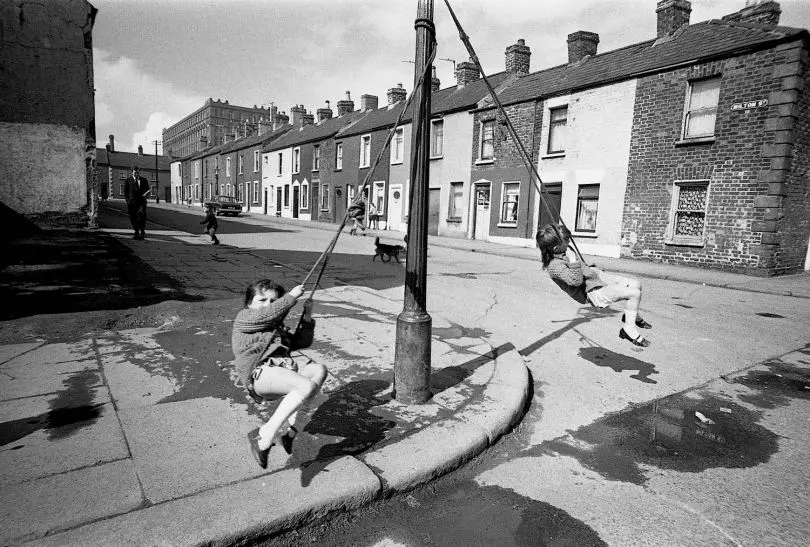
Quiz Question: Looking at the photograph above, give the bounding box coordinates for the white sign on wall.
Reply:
[731,99,768,111]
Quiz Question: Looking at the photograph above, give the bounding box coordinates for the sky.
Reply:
[90,0,810,153]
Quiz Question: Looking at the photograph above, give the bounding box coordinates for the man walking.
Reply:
[124,165,150,240]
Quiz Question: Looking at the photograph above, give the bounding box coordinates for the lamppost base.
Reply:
[394,310,432,404]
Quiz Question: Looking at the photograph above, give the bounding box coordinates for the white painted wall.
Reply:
[263,147,292,217]
[536,79,637,258]
[0,122,87,214]
[429,111,475,238]
[171,161,183,204]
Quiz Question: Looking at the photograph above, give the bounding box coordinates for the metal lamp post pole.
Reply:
[394,0,434,404]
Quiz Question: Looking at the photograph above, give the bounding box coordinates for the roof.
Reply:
[495,20,808,107]
[96,148,171,170]
[265,111,367,152]
[221,124,292,153]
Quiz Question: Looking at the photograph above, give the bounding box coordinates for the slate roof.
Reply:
[265,111,367,152]
[96,148,170,170]
[494,20,808,108]
[222,124,292,153]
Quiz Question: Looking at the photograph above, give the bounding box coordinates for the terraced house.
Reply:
[473,0,809,274]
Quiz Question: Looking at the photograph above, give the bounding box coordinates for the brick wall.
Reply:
[623,42,807,274]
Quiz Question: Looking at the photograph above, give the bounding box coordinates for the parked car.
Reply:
[204,195,243,216]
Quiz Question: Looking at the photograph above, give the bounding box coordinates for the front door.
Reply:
[473,184,491,240]
[334,185,345,224]
[428,188,440,236]
[263,189,268,215]
[292,186,300,218]
[387,184,403,232]
[276,187,282,216]
[537,183,562,232]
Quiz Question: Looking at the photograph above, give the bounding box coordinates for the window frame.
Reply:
[253,181,259,203]
[293,147,301,174]
[391,128,404,164]
[277,152,283,176]
[479,119,495,162]
[335,142,343,171]
[320,184,330,211]
[574,184,600,233]
[666,179,711,246]
[359,135,371,168]
[448,181,464,222]
[547,106,568,155]
[430,119,444,159]
[194,160,200,179]
[682,76,721,140]
[283,184,290,208]
[312,145,320,171]
[238,153,244,175]
[253,150,260,172]
[226,157,231,177]
[498,181,520,226]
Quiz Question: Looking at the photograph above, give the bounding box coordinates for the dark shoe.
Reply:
[212,240,220,245]
[622,314,652,329]
[619,328,650,347]
[247,429,271,469]
[280,425,297,455]
[132,234,140,240]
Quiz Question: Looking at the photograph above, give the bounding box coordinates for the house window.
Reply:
[431,120,444,158]
[683,77,720,139]
[313,145,320,171]
[320,184,330,210]
[226,158,231,177]
[668,181,709,245]
[253,181,259,203]
[392,128,404,163]
[480,120,495,161]
[194,160,200,179]
[293,147,300,173]
[119,184,124,195]
[220,184,224,196]
[575,185,600,233]
[301,182,309,209]
[372,181,385,214]
[226,183,231,196]
[336,142,343,170]
[360,135,371,168]
[277,153,283,175]
[238,154,244,174]
[119,169,126,179]
[448,182,463,221]
[547,106,567,154]
[253,150,260,172]
[500,182,520,225]
[284,184,290,207]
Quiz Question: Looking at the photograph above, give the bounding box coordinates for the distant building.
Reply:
[96,135,171,202]
[162,99,278,159]
[0,0,98,223]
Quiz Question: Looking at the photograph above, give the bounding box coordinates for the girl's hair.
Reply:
[535,224,570,269]
[243,279,286,307]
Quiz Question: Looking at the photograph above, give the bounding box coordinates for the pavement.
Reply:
[0,202,808,546]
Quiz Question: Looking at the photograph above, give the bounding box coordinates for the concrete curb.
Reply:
[23,340,530,547]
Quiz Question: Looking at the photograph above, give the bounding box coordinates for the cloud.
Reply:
[93,48,203,152]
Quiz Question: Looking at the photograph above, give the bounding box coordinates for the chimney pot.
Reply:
[337,91,355,116]
[721,0,781,26]
[317,100,334,122]
[656,0,691,39]
[108,135,115,152]
[431,66,441,92]
[138,145,143,156]
[505,39,531,75]
[567,31,600,64]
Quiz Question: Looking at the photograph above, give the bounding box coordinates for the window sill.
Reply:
[312,169,319,173]
[320,208,330,212]
[359,165,370,169]
[541,152,565,159]
[475,159,495,165]
[430,155,443,161]
[446,217,462,224]
[675,136,715,147]
[664,239,705,247]
[497,222,518,228]
[573,231,598,238]
[391,160,403,165]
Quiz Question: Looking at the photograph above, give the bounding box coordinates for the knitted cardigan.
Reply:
[230,294,314,388]
[546,255,606,304]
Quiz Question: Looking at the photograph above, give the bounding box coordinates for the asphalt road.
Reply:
[106,201,810,546]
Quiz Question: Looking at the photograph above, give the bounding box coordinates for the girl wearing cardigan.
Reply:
[536,224,652,347]
[232,280,327,469]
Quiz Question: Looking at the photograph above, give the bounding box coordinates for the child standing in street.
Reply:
[536,224,652,347]
[231,280,328,469]
[201,204,220,245]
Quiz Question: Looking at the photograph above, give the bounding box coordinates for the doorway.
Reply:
[472,184,491,240]
[263,189,268,215]
[428,188,440,236]
[292,186,300,219]
[387,184,403,232]
[537,183,562,232]
[276,187,282,216]
[334,186,345,224]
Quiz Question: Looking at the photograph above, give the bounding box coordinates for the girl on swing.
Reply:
[232,280,328,468]
[536,224,652,347]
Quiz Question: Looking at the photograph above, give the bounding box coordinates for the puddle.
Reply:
[755,312,784,318]
[579,347,659,384]
[733,360,810,409]
[535,393,779,485]
[432,322,490,340]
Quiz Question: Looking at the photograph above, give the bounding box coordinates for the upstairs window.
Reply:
[253,150,260,172]
[360,135,371,168]
[336,143,344,170]
[431,120,444,158]
[194,160,200,179]
[293,147,301,173]
[391,128,404,164]
[238,153,244,174]
[313,145,320,171]
[547,106,567,154]
[226,157,231,177]
[683,77,720,139]
[277,153,283,175]
[480,120,495,161]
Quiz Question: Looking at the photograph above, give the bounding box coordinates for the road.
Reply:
[106,201,810,546]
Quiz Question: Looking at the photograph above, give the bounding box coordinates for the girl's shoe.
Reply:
[280,425,298,455]
[619,328,650,347]
[247,429,271,469]
[622,314,652,329]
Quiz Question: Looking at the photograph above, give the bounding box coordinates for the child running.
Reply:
[231,280,328,468]
[536,224,652,347]
[200,204,220,245]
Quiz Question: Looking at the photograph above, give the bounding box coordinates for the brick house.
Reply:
[96,135,170,202]
[473,0,809,274]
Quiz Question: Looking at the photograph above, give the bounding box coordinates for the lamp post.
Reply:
[393,0,434,404]
[152,140,162,203]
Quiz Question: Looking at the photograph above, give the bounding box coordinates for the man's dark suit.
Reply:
[124,174,150,237]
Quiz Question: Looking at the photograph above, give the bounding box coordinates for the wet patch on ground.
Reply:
[432,322,490,341]
[579,346,659,384]
[531,393,779,485]
[755,312,785,318]
[731,359,810,409]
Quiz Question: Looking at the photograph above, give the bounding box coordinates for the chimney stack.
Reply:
[567,31,599,64]
[317,100,333,122]
[656,0,691,39]
[269,105,279,129]
[455,60,479,88]
[337,91,354,116]
[505,39,531,75]
[721,1,781,26]
[303,111,315,126]
[258,116,273,135]
[360,94,379,111]
[431,66,440,92]
[290,104,307,128]
[108,135,115,152]
[387,83,407,105]
[138,145,143,156]
[275,110,289,128]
